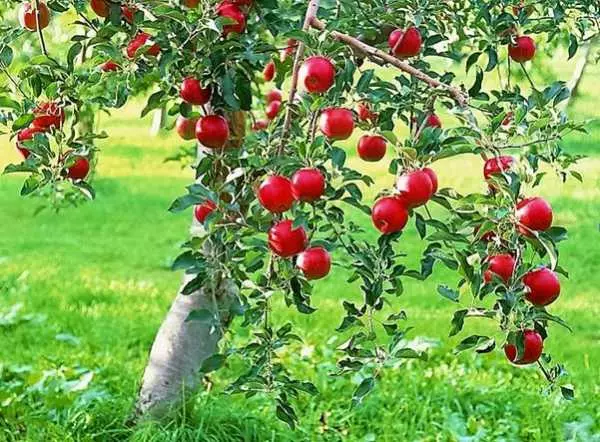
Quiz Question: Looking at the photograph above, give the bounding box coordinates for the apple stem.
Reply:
[34,0,48,57]
[277,0,321,155]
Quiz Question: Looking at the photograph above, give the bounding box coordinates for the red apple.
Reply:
[175,115,199,140]
[182,0,201,7]
[523,267,560,306]
[297,247,331,280]
[357,135,386,162]
[371,197,409,234]
[504,329,543,365]
[508,36,536,62]
[195,115,230,149]
[280,39,296,61]
[291,168,325,202]
[257,175,294,213]
[516,197,552,234]
[263,61,275,82]
[502,111,514,126]
[357,102,377,122]
[66,156,90,180]
[180,77,211,106]
[252,119,268,131]
[268,219,308,257]
[100,60,120,72]
[298,56,336,94]
[319,108,354,140]
[484,253,516,284]
[423,167,438,196]
[31,102,65,130]
[266,89,282,103]
[194,200,217,223]
[16,127,46,158]
[216,2,246,36]
[126,32,160,59]
[484,156,515,179]
[19,1,50,31]
[426,113,442,128]
[121,5,136,24]
[388,27,422,58]
[396,170,434,208]
[265,100,281,120]
[90,0,109,17]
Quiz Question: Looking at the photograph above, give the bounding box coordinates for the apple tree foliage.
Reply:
[1,0,598,427]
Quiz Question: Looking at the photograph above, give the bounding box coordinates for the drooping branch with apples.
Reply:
[1,0,598,425]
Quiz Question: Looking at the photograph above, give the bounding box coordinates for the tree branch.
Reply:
[34,0,48,56]
[277,0,321,155]
[309,17,469,107]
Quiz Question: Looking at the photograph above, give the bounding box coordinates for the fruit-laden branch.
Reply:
[309,18,469,108]
[278,0,321,154]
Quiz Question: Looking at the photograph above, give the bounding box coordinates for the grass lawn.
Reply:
[1,60,599,441]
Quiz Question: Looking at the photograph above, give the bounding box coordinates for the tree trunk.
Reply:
[150,106,167,136]
[565,40,593,110]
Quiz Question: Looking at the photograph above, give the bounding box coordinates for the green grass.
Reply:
[1,61,600,441]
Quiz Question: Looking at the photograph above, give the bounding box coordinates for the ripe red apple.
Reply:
[371,197,409,234]
[121,5,136,24]
[297,247,331,280]
[66,156,90,180]
[180,77,211,106]
[319,108,354,140]
[263,61,275,82]
[280,39,296,61]
[388,27,422,58]
[516,197,553,234]
[126,32,160,59]
[426,113,442,129]
[484,156,515,179]
[357,135,386,162]
[502,111,514,126]
[357,102,377,122]
[252,119,268,131]
[508,36,536,62]
[298,56,336,94]
[31,102,65,130]
[523,267,560,306]
[19,1,50,31]
[504,329,543,365]
[257,175,294,213]
[266,89,282,103]
[484,253,515,284]
[182,0,201,7]
[90,0,109,17]
[100,60,120,72]
[422,167,438,196]
[175,115,199,140]
[194,200,217,223]
[396,170,434,208]
[291,168,325,202]
[265,100,281,120]
[268,219,308,257]
[16,127,46,158]
[216,2,246,36]
[195,115,230,149]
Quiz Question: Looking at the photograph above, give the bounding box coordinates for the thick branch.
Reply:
[309,18,468,107]
[277,0,321,154]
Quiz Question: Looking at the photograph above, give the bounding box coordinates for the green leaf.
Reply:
[0,45,14,67]
[141,91,166,118]
[185,309,215,323]
[567,34,578,60]
[356,69,374,93]
[352,377,374,407]
[437,284,459,302]
[200,353,227,373]
[455,335,491,353]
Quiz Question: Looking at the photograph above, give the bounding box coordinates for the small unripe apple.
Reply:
[90,0,109,17]
[266,89,282,104]
[16,127,46,158]
[263,61,275,82]
[100,60,120,72]
[66,156,90,180]
[508,36,536,62]
[319,108,354,140]
[357,135,386,162]
[31,102,65,130]
[126,32,160,59]
[175,115,199,140]
[265,100,281,120]
[216,2,246,36]
[297,247,331,280]
[19,1,50,32]
[298,56,336,94]
[180,77,211,106]
[252,119,268,131]
[291,168,325,202]
[484,253,515,284]
[422,167,438,196]
[516,197,552,234]
[484,156,515,179]
[194,200,217,223]
[396,170,434,208]
[504,329,543,365]
[388,27,422,58]
[371,197,409,234]
[268,219,308,257]
[195,115,230,149]
[523,267,560,306]
[257,175,294,213]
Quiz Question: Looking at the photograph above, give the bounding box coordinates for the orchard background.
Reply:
[1,0,600,440]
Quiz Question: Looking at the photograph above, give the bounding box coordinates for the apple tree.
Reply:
[0,0,598,425]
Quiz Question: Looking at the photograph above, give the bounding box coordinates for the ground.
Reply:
[0,59,599,441]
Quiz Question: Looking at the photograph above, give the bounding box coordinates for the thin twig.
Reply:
[34,0,48,56]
